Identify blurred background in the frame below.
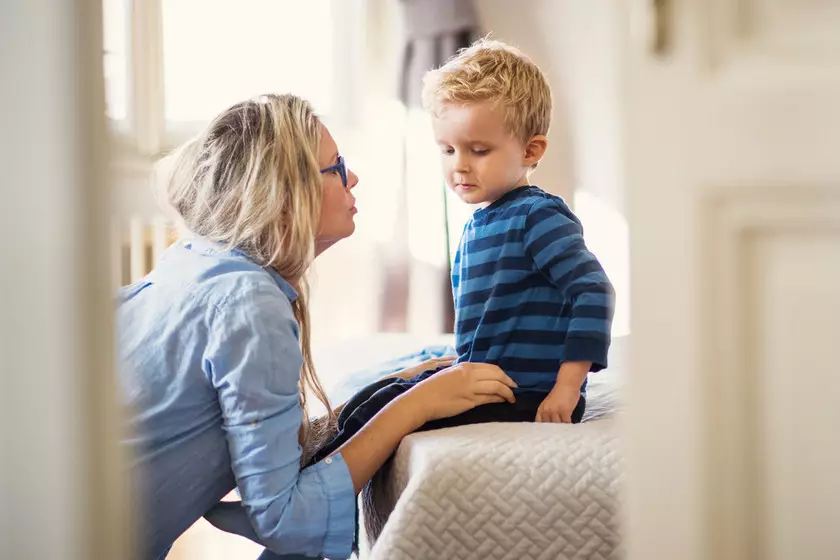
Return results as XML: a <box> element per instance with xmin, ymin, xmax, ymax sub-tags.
<box><xmin>3</xmin><ymin>0</ymin><xmax>838</xmax><ymax>559</ymax></box>
<box><xmin>103</xmin><ymin>0</ymin><xmax>630</xmax><ymax>349</ymax></box>
<box><xmin>104</xmin><ymin>3</ymin><xmax>628</xmax><ymax>552</ymax></box>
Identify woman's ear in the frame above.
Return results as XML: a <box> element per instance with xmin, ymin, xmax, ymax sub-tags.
<box><xmin>523</xmin><ymin>135</ymin><xmax>548</xmax><ymax>167</ymax></box>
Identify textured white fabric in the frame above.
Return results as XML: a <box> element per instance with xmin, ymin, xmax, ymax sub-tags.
<box><xmin>363</xmin><ymin>418</ymin><xmax>622</xmax><ymax>560</ymax></box>
<box><xmin>360</xmin><ymin>366</ymin><xmax>624</xmax><ymax>560</ymax></box>
<box><xmin>313</xmin><ymin>333</ymin><xmax>625</xmax><ymax>560</ymax></box>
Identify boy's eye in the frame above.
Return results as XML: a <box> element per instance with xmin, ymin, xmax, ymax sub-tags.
<box><xmin>442</xmin><ymin>147</ymin><xmax>455</xmax><ymax>155</ymax></box>
<box><xmin>472</xmin><ymin>148</ymin><xmax>489</xmax><ymax>155</ymax></box>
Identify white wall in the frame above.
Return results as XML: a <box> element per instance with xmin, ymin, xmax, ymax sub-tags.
<box><xmin>474</xmin><ymin>0</ymin><xmax>624</xmax><ymax>210</ymax></box>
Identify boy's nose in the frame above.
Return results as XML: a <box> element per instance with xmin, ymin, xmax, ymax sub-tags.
<box><xmin>454</xmin><ymin>153</ymin><xmax>470</xmax><ymax>173</ymax></box>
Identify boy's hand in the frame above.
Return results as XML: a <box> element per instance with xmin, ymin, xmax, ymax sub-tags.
<box><xmin>535</xmin><ymin>384</ymin><xmax>581</xmax><ymax>423</ymax></box>
<box><xmin>536</xmin><ymin>360</ymin><xmax>591</xmax><ymax>423</ymax></box>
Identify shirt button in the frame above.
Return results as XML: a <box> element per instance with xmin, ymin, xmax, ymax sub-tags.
<box><xmin>324</xmin><ymin>457</ymin><xmax>333</xmax><ymax>465</ymax></box>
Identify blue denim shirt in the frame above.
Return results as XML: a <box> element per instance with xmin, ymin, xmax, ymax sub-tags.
<box><xmin>116</xmin><ymin>237</ymin><xmax>355</xmax><ymax>559</ymax></box>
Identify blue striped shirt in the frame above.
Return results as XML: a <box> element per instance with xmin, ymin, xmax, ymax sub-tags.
<box><xmin>452</xmin><ymin>186</ymin><xmax>615</xmax><ymax>393</ymax></box>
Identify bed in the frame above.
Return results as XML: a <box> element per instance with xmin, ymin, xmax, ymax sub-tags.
<box><xmin>314</xmin><ymin>334</ymin><xmax>625</xmax><ymax>560</ymax></box>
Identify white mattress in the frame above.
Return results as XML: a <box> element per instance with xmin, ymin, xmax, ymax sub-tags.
<box><xmin>314</xmin><ymin>334</ymin><xmax>624</xmax><ymax>560</ymax></box>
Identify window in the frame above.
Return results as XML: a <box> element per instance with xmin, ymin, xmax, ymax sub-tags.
<box><xmin>104</xmin><ymin>0</ymin><xmax>338</xmax><ymax>160</ymax></box>
<box><xmin>162</xmin><ymin>0</ymin><xmax>334</xmax><ymax>126</ymax></box>
<box><xmin>103</xmin><ymin>0</ymin><xmax>128</xmax><ymax>122</ymax></box>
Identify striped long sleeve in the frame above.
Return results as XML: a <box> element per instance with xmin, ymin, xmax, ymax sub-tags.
<box><xmin>522</xmin><ymin>197</ymin><xmax>615</xmax><ymax>370</ymax></box>
<box><xmin>452</xmin><ymin>186</ymin><xmax>615</xmax><ymax>393</ymax></box>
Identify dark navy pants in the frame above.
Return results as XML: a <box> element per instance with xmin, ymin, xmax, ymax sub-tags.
<box><xmin>308</xmin><ymin>366</ymin><xmax>586</xmax><ymax>466</ymax></box>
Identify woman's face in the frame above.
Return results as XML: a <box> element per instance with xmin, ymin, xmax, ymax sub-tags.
<box><xmin>315</xmin><ymin>126</ymin><xmax>358</xmax><ymax>254</ymax></box>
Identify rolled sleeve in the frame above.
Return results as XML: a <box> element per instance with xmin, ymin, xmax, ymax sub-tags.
<box><xmin>311</xmin><ymin>453</ymin><xmax>356</xmax><ymax>558</ymax></box>
<box><xmin>204</xmin><ymin>282</ymin><xmax>356</xmax><ymax>558</ymax></box>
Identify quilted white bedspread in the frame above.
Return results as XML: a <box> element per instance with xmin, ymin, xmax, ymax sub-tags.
<box><xmin>314</xmin><ymin>333</ymin><xmax>625</xmax><ymax>560</ymax></box>
<box><xmin>359</xmin><ymin>368</ymin><xmax>624</xmax><ymax>560</ymax></box>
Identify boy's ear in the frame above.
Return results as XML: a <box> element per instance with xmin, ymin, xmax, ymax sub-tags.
<box><xmin>523</xmin><ymin>135</ymin><xmax>548</xmax><ymax>166</ymax></box>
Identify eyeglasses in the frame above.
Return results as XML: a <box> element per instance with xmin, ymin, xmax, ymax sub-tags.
<box><xmin>320</xmin><ymin>155</ymin><xmax>348</xmax><ymax>188</ymax></box>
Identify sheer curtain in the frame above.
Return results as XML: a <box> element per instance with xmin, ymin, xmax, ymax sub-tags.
<box><xmin>312</xmin><ymin>0</ymin><xmax>482</xmax><ymax>345</ymax></box>
<box><xmin>379</xmin><ymin>0</ymin><xmax>480</xmax><ymax>337</ymax></box>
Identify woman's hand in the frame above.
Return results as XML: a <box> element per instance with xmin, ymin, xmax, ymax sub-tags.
<box><xmin>337</xmin><ymin>362</ymin><xmax>516</xmax><ymax>493</ymax></box>
<box><xmin>406</xmin><ymin>362</ymin><xmax>518</xmax><ymax>423</ymax></box>
<box><xmin>381</xmin><ymin>356</ymin><xmax>457</xmax><ymax>381</ymax></box>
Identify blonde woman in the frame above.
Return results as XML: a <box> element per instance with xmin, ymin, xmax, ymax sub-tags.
<box><xmin>116</xmin><ymin>94</ymin><xmax>517</xmax><ymax>560</ymax></box>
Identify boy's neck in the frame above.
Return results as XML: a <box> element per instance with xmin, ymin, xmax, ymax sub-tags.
<box><xmin>479</xmin><ymin>179</ymin><xmax>533</xmax><ymax>208</ymax></box>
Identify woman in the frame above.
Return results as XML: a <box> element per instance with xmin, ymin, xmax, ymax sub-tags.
<box><xmin>116</xmin><ymin>94</ymin><xmax>517</xmax><ymax>560</ymax></box>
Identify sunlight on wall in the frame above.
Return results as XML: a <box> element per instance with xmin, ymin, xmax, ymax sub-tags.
<box><xmin>325</xmin><ymin>99</ymin><xmax>407</xmax><ymax>248</ymax></box>
<box><xmin>574</xmin><ymin>190</ymin><xmax>630</xmax><ymax>337</ymax></box>
<box><xmin>405</xmin><ymin>108</ymin><xmax>449</xmax><ymax>268</ymax></box>
<box><xmin>162</xmin><ymin>0</ymin><xmax>334</xmax><ymax>122</ymax></box>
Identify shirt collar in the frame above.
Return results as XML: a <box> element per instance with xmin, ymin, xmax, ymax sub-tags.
<box><xmin>471</xmin><ymin>185</ymin><xmax>537</xmax><ymax>224</ymax></box>
<box><xmin>262</xmin><ymin>267</ymin><xmax>299</xmax><ymax>302</ymax></box>
<box><xmin>180</xmin><ymin>236</ymin><xmax>300</xmax><ymax>302</ymax></box>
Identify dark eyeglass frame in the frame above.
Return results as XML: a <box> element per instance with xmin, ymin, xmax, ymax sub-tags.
<box><xmin>320</xmin><ymin>155</ymin><xmax>348</xmax><ymax>188</ymax></box>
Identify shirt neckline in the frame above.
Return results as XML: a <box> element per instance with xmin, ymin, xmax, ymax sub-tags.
<box><xmin>180</xmin><ymin>236</ymin><xmax>299</xmax><ymax>302</ymax></box>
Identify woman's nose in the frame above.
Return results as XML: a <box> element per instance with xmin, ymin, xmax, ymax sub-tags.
<box><xmin>347</xmin><ymin>169</ymin><xmax>359</xmax><ymax>190</ymax></box>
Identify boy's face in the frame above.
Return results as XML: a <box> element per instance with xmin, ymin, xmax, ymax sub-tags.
<box><xmin>431</xmin><ymin>101</ymin><xmax>539</xmax><ymax>206</ymax></box>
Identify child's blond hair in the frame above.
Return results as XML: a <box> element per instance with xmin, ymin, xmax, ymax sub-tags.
<box><xmin>422</xmin><ymin>38</ymin><xmax>552</xmax><ymax>144</ymax></box>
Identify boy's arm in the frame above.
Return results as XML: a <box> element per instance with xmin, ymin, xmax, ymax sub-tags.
<box><xmin>557</xmin><ymin>360</ymin><xmax>591</xmax><ymax>388</ymax></box>
<box><xmin>523</xmin><ymin>198</ymin><xmax>616</xmax><ymax>372</ymax></box>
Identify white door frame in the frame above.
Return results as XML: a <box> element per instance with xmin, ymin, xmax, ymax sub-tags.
<box><xmin>0</xmin><ymin>1</ymin><xmax>128</xmax><ymax>558</ymax></box>
<box><xmin>622</xmin><ymin>1</ymin><xmax>840</xmax><ymax>559</ymax></box>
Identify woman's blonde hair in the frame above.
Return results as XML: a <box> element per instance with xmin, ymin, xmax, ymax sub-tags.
<box><xmin>163</xmin><ymin>93</ymin><xmax>335</xmax><ymax>457</ymax></box>
<box><xmin>422</xmin><ymin>37</ymin><xmax>553</xmax><ymax>144</ymax></box>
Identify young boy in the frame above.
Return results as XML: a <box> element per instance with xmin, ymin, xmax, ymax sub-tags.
<box><xmin>422</xmin><ymin>39</ymin><xmax>615</xmax><ymax>424</ymax></box>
